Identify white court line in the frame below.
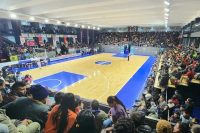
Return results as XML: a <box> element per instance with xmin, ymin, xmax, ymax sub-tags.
<box><xmin>35</xmin><ymin>79</ymin><xmax>62</xmax><ymax>89</ymax></box>
<box><xmin>98</xmin><ymin>70</ymin><xmax>110</xmax><ymax>100</ymax></box>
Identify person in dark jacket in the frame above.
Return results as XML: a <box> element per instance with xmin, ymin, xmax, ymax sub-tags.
<box><xmin>130</xmin><ymin>111</ymin><xmax>152</xmax><ymax>133</ymax></box>
<box><xmin>69</xmin><ymin>110</ymin><xmax>97</xmax><ymax>133</ymax></box>
<box><xmin>2</xmin><ymin>84</ymin><xmax>49</xmax><ymax>128</ymax></box>
<box><xmin>3</xmin><ymin>81</ymin><xmax>27</xmax><ymax>105</ymax></box>
<box><xmin>184</xmin><ymin>98</ymin><xmax>194</xmax><ymax>116</ymax></box>
<box><xmin>114</xmin><ymin>118</ymin><xmax>135</xmax><ymax>133</ymax></box>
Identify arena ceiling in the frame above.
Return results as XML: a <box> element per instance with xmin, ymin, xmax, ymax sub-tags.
<box><xmin>0</xmin><ymin>0</ymin><xmax>200</xmax><ymax>27</ymax></box>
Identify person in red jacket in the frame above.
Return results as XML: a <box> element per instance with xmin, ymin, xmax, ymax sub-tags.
<box><xmin>184</xmin><ymin>68</ymin><xmax>195</xmax><ymax>79</ymax></box>
<box><xmin>171</xmin><ymin>95</ymin><xmax>180</xmax><ymax>106</ymax></box>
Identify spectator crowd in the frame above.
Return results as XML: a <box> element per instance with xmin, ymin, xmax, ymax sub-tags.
<box><xmin>98</xmin><ymin>32</ymin><xmax>180</xmax><ymax>47</ymax></box>
<box><xmin>0</xmin><ymin>33</ymin><xmax>200</xmax><ymax>133</ymax></box>
<box><xmin>159</xmin><ymin>45</ymin><xmax>200</xmax><ymax>87</ymax></box>
<box><xmin>132</xmin><ymin>44</ymin><xmax>200</xmax><ymax>133</ymax></box>
<box><xmin>0</xmin><ymin>64</ymin><xmax>200</xmax><ymax>133</ymax></box>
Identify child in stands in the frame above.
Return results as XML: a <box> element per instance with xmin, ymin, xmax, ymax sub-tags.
<box><xmin>103</xmin><ymin>96</ymin><xmax>127</xmax><ymax>128</ymax></box>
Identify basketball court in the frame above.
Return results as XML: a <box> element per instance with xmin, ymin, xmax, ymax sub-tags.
<box><xmin>22</xmin><ymin>53</ymin><xmax>156</xmax><ymax>109</ymax></box>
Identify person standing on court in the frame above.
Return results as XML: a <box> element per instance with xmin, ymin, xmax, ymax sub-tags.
<box><xmin>127</xmin><ymin>53</ymin><xmax>130</xmax><ymax>61</ymax></box>
<box><xmin>127</xmin><ymin>49</ymin><xmax>130</xmax><ymax>61</ymax></box>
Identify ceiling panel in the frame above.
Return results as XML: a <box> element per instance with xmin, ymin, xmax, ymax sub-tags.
<box><xmin>0</xmin><ymin>0</ymin><xmax>199</xmax><ymax>27</ymax></box>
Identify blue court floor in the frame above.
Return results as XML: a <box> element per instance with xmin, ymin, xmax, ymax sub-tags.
<box><xmin>113</xmin><ymin>53</ymin><xmax>128</xmax><ymax>58</ymax></box>
<box><xmin>34</xmin><ymin>71</ymin><xmax>86</xmax><ymax>91</ymax></box>
<box><xmin>117</xmin><ymin>56</ymin><xmax>156</xmax><ymax>109</ymax></box>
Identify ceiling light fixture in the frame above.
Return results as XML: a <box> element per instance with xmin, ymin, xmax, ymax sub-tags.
<box><xmin>93</xmin><ymin>27</ymin><xmax>96</xmax><ymax>30</ymax></box>
<box><xmin>164</xmin><ymin>0</ymin><xmax>170</xmax><ymax>28</ymax></box>
<box><xmin>29</xmin><ymin>17</ymin><xmax>35</xmax><ymax>21</ymax></box>
<box><xmin>66</xmin><ymin>22</ymin><xmax>70</xmax><ymax>26</ymax></box>
<box><xmin>165</xmin><ymin>8</ymin><xmax>170</xmax><ymax>12</ymax></box>
<box><xmin>7</xmin><ymin>11</ymin><xmax>94</xmax><ymax>29</ymax></box>
<box><xmin>57</xmin><ymin>21</ymin><xmax>61</xmax><ymax>24</ymax></box>
<box><xmin>45</xmin><ymin>19</ymin><xmax>49</xmax><ymax>23</ymax></box>
<box><xmin>10</xmin><ymin>13</ymin><xmax>17</xmax><ymax>19</ymax></box>
<box><xmin>165</xmin><ymin>13</ymin><xmax>169</xmax><ymax>16</ymax></box>
<box><xmin>75</xmin><ymin>24</ymin><xmax>78</xmax><ymax>27</ymax></box>
<box><xmin>164</xmin><ymin>1</ymin><xmax>170</xmax><ymax>6</ymax></box>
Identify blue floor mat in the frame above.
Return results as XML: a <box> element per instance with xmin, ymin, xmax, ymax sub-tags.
<box><xmin>116</xmin><ymin>56</ymin><xmax>156</xmax><ymax>109</ymax></box>
<box><xmin>34</xmin><ymin>71</ymin><xmax>86</xmax><ymax>91</ymax></box>
<box><xmin>113</xmin><ymin>53</ymin><xmax>128</xmax><ymax>58</ymax></box>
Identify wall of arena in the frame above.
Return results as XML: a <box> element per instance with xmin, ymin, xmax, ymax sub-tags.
<box><xmin>101</xmin><ymin>45</ymin><xmax>160</xmax><ymax>55</ymax></box>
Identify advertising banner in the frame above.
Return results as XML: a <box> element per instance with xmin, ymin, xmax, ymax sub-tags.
<box><xmin>20</xmin><ymin>36</ymin><xmax>26</xmax><ymax>44</ymax></box>
<box><xmin>29</xmin><ymin>34</ymin><xmax>35</xmax><ymax>37</ymax></box>
<box><xmin>27</xmin><ymin>40</ymin><xmax>35</xmax><ymax>46</ymax></box>
<box><xmin>120</xmin><ymin>45</ymin><xmax>124</xmax><ymax>54</ymax></box>
<box><xmin>21</xmin><ymin>33</ymin><xmax>28</xmax><ymax>37</ymax></box>
<box><xmin>38</xmin><ymin>36</ymin><xmax>44</xmax><ymax>46</ymax></box>
<box><xmin>10</xmin><ymin>55</ymin><xmax>18</xmax><ymax>61</ymax></box>
<box><xmin>47</xmin><ymin>34</ymin><xmax>51</xmax><ymax>37</ymax></box>
<box><xmin>25</xmin><ymin>37</ymin><xmax>35</xmax><ymax>46</ymax></box>
<box><xmin>130</xmin><ymin>46</ymin><xmax>135</xmax><ymax>55</ymax></box>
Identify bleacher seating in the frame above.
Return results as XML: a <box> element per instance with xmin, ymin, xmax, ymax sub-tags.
<box><xmin>0</xmin><ymin>31</ymin><xmax>200</xmax><ymax>133</ymax></box>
